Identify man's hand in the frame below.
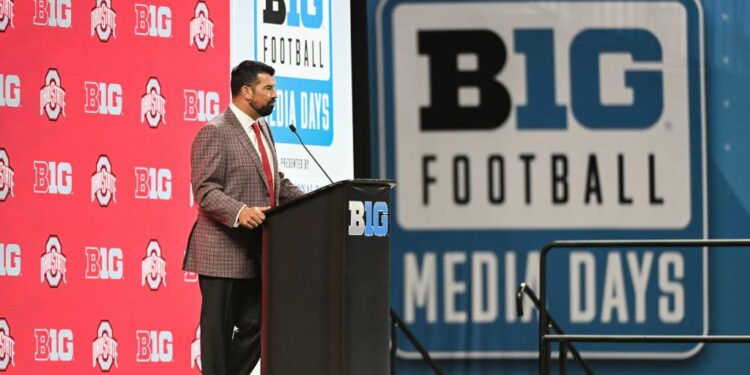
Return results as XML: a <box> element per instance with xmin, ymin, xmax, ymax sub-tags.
<box><xmin>238</xmin><ymin>206</ymin><xmax>271</xmax><ymax>229</ymax></box>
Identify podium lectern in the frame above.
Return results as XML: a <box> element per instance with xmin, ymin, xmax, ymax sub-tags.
<box><xmin>261</xmin><ymin>179</ymin><xmax>395</xmax><ymax>375</ymax></box>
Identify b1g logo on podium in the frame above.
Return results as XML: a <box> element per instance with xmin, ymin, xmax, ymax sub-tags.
<box><xmin>0</xmin><ymin>0</ymin><xmax>15</xmax><ymax>32</ymax></box>
<box><xmin>348</xmin><ymin>201</ymin><xmax>388</xmax><ymax>237</ymax></box>
<box><xmin>142</xmin><ymin>240</ymin><xmax>167</xmax><ymax>291</ymax></box>
<box><xmin>255</xmin><ymin>0</ymin><xmax>334</xmax><ymax>146</ymax></box>
<box><xmin>0</xmin><ymin>149</ymin><xmax>15</xmax><ymax>201</ymax></box>
<box><xmin>41</xmin><ymin>235</ymin><xmax>67</xmax><ymax>288</ymax></box>
<box><xmin>0</xmin><ymin>319</ymin><xmax>15</xmax><ymax>370</ymax></box>
<box><xmin>91</xmin><ymin>155</ymin><xmax>117</xmax><ymax>206</ymax></box>
<box><xmin>136</xmin><ymin>330</ymin><xmax>173</xmax><ymax>362</ymax></box>
<box><xmin>92</xmin><ymin>321</ymin><xmax>118</xmax><ymax>371</ymax></box>
<box><xmin>34</xmin><ymin>328</ymin><xmax>74</xmax><ymax>362</ymax></box>
<box><xmin>40</xmin><ymin>68</ymin><xmax>66</xmax><ymax>121</ymax></box>
<box><xmin>91</xmin><ymin>0</ymin><xmax>116</xmax><ymax>42</ymax></box>
<box><xmin>377</xmin><ymin>0</ymin><xmax>706</xmax><ymax>360</ymax></box>
<box><xmin>190</xmin><ymin>1</ymin><xmax>214</xmax><ymax>51</ymax></box>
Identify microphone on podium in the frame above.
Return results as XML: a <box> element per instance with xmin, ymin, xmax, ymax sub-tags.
<box><xmin>288</xmin><ymin>124</ymin><xmax>335</xmax><ymax>184</ymax></box>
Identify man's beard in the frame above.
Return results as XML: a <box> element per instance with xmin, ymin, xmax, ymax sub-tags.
<box><xmin>254</xmin><ymin>101</ymin><xmax>275</xmax><ymax>117</ymax></box>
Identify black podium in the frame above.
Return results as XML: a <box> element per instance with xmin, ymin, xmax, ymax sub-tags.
<box><xmin>261</xmin><ymin>179</ymin><xmax>395</xmax><ymax>375</ymax></box>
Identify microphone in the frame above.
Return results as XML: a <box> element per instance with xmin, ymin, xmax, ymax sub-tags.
<box><xmin>289</xmin><ymin>124</ymin><xmax>334</xmax><ymax>184</ymax></box>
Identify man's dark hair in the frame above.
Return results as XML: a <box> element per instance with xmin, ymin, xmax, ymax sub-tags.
<box><xmin>231</xmin><ymin>60</ymin><xmax>275</xmax><ymax>97</ymax></box>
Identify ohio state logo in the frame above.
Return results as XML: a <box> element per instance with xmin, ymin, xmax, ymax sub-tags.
<box><xmin>189</xmin><ymin>1</ymin><xmax>213</xmax><ymax>51</ymax></box>
<box><xmin>41</xmin><ymin>235</ymin><xmax>67</xmax><ymax>288</ymax></box>
<box><xmin>0</xmin><ymin>149</ymin><xmax>15</xmax><ymax>201</ymax></box>
<box><xmin>91</xmin><ymin>0</ymin><xmax>117</xmax><ymax>42</ymax></box>
<box><xmin>0</xmin><ymin>318</ymin><xmax>15</xmax><ymax>370</ymax></box>
<box><xmin>91</xmin><ymin>155</ymin><xmax>117</xmax><ymax>207</ymax></box>
<box><xmin>142</xmin><ymin>239</ymin><xmax>166</xmax><ymax>291</ymax></box>
<box><xmin>40</xmin><ymin>68</ymin><xmax>66</xmax><ymax>121</ymax></box>
<box><xmin>92</xmin><ymin>321</ymin><xmax>118</xmax><ymax>371</ymax></box>
<box><xmin>190</xmin><ymin>325</ymin><xmax>201</xmax><ymax>371</ymax></box>
<box><xmin>140</xmin><ymin>77</ymin><xmax>166</xmax><ymax>128</ymax></box>
<box><xmin>0</xmin><ymin>0</ymin><xmax>14</xmax><ymax>32</ymax></box>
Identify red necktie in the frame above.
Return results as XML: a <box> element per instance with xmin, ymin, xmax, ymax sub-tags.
<box><xmin>252</xmin><ymin>122</ymin><xmax>275</xmax><ymax>207</ymax></box>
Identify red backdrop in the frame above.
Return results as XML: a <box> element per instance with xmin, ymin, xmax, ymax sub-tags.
<box><xmin>0</xmin><ymin>0</ymin><xmax>228</xmax><ymax>372</ymax></box>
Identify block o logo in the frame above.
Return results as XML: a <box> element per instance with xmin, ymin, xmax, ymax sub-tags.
<box><xmin>0</xmin><ymin>149</ymin><xmax>15</xmax><ymax>201</ymax></box>
<box><xmin>0</xmin><ymin>0</ymin><xmax>15</xmax><ymax>32</ymax></box>
<box><xmin>190</xmin><ymin>325</ymin><xmax>201</xmax><ymax>371</ymax></box>
<box><xmin>142</xmin><ymin>239</ymin><xmax>167</xmax><ymax>291</ymax></box>
<box><xmin>91</xmin><ymin>155</ymin><xmax>117</xmax><ymax>207</ymax></box>
<box><xmin>40</xmin><ymin>68</ymin><xmax>66</xmax><ymax>121</ymax></box>
<box><xmin>92</xmin><ymin>320</ymin><xmax>119</xmax><ymax>371</ymax></box>
<box><xmin>91</xmin><ymin>0</ymin><xmax>117</xmax><ymax>42</ymax></box>
<box><xmin>141</xmin><ymin>77</ymin><xmax>166</xmax><ymax>128</ymax></box>
<box><xmin>190</xmin><ymin>1</ymin><xmax>214</xmax><ymax>51</ymax></box>
<box><xmin>41</xmin><ymin>235</ymin><xmax>67</xmax><ymax>288</ymax></box>
<box><xmin>0</xmin><ymin>318</ymin><xmax>16</xmax><ymax>370</ymax></box>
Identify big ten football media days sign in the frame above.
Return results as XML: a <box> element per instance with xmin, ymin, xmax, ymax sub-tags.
<box><xmin>376</xmin><ymin>0</ymin><xmax>706</xmax><ymax>359</ymax></box>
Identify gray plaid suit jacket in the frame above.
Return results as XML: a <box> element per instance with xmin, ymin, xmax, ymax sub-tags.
<box><xmin>183</xmin><ymin>108</ymin><xmax>304</xmax><ymax>279</ymax></box>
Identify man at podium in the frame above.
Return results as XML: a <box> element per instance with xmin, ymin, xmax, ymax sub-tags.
<box><xmin>183</xmin><ymin>60</ymin><xmax>304</xmax><ymax>374</ymax></box>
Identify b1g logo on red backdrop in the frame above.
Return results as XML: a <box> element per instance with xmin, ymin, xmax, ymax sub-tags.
<box><xmin>0</xmin><ymin>243</ymin><xmax>21</xmax><ymax>277</ymax></box>
<box><xmin>0</xmin><ymin>148</ymin><xmax>15</xmax><ymax>201</ymax></box>
<box><xmin>136</xmin><ymin>330</ymin><xmax>173</xmax><ymax>362</ymax></box>
<box><xmin>184</xmin><ymin>89</ymin><xmax>219</xmax><ymax>122</ymax></box>
<box><xmin>34</xmin><ymin>328</ymin><xmax>74</xmax><ymax>362</ymax></box>
<box><xmin>142</xmin><ymin>239</ymin><xmax>166</xmax><ymax>291</ymax></box>
<box><xmin>91</xmin><ymin>155</ymin><xmax>117</xmax><ymax>206</ymax></box>
<box><xmin>0</xmin><ymin>318</ymin><xmax>16</xmax><ymax>370</ymax></box>
<box><xmin>92</xmin><ymin>321</ymin><xmax>118</xmax><ymax>371</ymax></box>
<box><xmin>0</xmin><ymin>74</ymin><xmax>20</xmax><ymax>107</ymax></box>
<box><xmin>34</xmin><ymin>160</ymin><xmax>73</xmax><ymax>195</ymax></box>
<box><xmin>190</xmin><ymin>1</ymin><xmax>214</xmax><ymax>51</ymax></box>
<box><xmin>141</xmin><ymin>77</ymin><xmax>166</xmax><ymax>128</ymax></box>
<box><xmin>84</xmin><ymin>81</ymin><xmax>123</xmax><ymax>115</ymax></box>
<box><xmin>184</xmin><ymin>270</ymin><xmax>198</xmax><ymax>282</ymax></box>
<box><xmin>40</xmin><ymin>68</ymin><xmax>66</xmax><ymax>121</ymax></box>
<box><xmin>33</xmin><ymin>0</ymin><xmax>71</xmax><ymax>28</ymax></box>
<box><xmin>85</xmin><ymin>246</ymin><xmax>124</xmax><ymax>280</ymax></box>
<box><xmin>91</xmin><ymin>0</ymin><xmax>116</xmax><ymax>42</ymax></box>
<box><xmin>134</xmin><ymin>3</ymin><xmax>171</xmax><ymax>38</ymax></box>
<box><xmin>184</xmin><ymin>249</ymin><xmax>198</xmax><ymax>282</ymax></box>
<box><xmin>134</xmin><ymin>167</ymin><xmax>172</xmax><ymax>200</ymax></box>
<box><xmin>0</xmin><ymin>0</ymin><xmax>15</xmax><ymax>32</ymax></box>
<box><xmin>41</xmin><ymin>235</ymin><xmax>67</xmax><ymax>288</ymax></box>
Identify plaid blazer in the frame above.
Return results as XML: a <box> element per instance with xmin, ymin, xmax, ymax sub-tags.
<box><xmin>183</xmin><ymin>108</ymin><xmax>304</xmax><ymax>279</ymax></box>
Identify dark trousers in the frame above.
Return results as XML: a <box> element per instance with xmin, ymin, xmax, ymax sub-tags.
<box><xmin>199</xmin><ymin>275</ymin><xmax>261</xmax><ymax>375</ymax></box>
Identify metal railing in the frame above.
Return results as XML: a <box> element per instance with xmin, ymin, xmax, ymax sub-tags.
<box><xmin>538</xmin><ymin>239</ymin><xmax>750</xmax><ymax>375</ymax></box>
<box><xmin>390</xmin><ymin>308</ymin><xmax>446</xmax><ymax>375</ymax></box>
<box><xmin>517</xmin><ymin>283</ymin><xmax>594</xmax><ymax>375</ymax></box>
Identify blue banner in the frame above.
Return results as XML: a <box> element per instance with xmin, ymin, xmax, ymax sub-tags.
<box><xmin>369</xmin><ymin>0</ymin><xmax>750</xmax><ymax>373</ymax></box>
